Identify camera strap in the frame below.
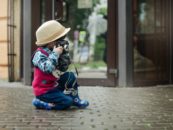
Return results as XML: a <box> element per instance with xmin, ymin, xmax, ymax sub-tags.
<box><xmin>72</xmin><ymin>63</ymin><xmax>78</xmax><ymax>76</ymax></box>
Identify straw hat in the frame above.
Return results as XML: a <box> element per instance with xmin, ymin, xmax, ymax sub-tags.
<box><xmin>35</xmin><ymin>20</ymin><xmax>71</xmax><ymax>46</ymax></box>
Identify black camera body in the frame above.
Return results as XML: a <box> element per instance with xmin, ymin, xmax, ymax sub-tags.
<box><xmin>55</xmin><ymin>39</ymin><xmax>69</xmax><ymax>53</ymax></box>
<box><xmin>55</xmin><ymin>40</ymin><xmax>71</xmax><ymax>72</ymax></box>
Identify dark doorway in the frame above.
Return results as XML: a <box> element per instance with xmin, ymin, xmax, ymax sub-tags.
<box><xmin>132</xmin><ymin>0</ymin><xmax>172</xmax><ymax>86</ymax></box>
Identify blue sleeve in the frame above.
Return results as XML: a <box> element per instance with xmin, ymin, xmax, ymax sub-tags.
<box><xmin>32</xmin><ymin>51</ymin><xmax>59</xmax><ymax>73</ymax></box>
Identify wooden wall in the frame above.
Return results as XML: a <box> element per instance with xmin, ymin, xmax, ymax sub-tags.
<box><xmin>0</xmin><ymin>0</ymin><xmax>8</xmax><ymax>79</ymax></box>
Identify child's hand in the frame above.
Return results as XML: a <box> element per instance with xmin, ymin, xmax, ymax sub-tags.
<box><xmin>54</xmin><ymin>46</ymin><xmax>63</xmax><ymax>55</ymax></box>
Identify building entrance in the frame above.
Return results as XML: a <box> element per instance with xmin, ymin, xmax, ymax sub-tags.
<box><xmin>58</xmin><ymin>0</ymin><xmax>116</xmax><ymax>86</ymax></box>
<box><xmin>31</xmin><ymin>0</ymin><xmax>117</xmax><ymax>87</ymax></box>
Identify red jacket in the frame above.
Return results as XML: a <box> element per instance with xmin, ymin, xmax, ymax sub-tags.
<box><xmin>32</xmin><ymin>48</ymin><xmax>58</xmax><ymax>96</ymax></box>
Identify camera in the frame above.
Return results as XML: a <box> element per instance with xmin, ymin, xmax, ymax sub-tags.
<box><xmin>55</xmin><ymin>39</ymin><xmax>71</xmax><ymax>72</ymax></box>
<box><xmin>55</xmin><ymin>39</ymin><xmax>69</xmax><ymax>53</ymax></box>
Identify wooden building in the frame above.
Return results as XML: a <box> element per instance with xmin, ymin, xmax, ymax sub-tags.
<box><xmin>1</xmin><ymin>0</ymin><xmax>173</xmax><ymax>87</ymax></box>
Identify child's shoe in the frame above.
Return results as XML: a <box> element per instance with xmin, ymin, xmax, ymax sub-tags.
<box><xmin>32</xmin><ymin>98</ymin><xmax>53</xmax><ymax>110</ymax></box>
<box><xmin>73</xmin><ymin>96</ymin><xmax>89</xmax><ymax>108</ymax></box>
<box><xmin>64</xmin><ymin>89</ymin><xmax>89</xmax><ymax>109</ymax></box>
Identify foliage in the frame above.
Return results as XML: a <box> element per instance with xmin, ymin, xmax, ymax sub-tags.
<box><xmin>63</xmin><ymin>0</ymin><xmax>102</xmax><ymax>40</ymax></box>
<box><xmin>98</xmin><ymin>7</ymin><xmax>107</xmax><ymax>16</ymax></box>
<box><xmin>86</xmin><ymin>61</ymin><xmax>106</xmax><ymax>68</ymax></box>
<box><xmin>69</xmin><ymin>61</ymin><xmax>106</xmax><ymax>69</ymax></box>
<box><xmin>94</xmin><ymin>36</ymin><xmax>105</xmax><ymax>61</ymax></box>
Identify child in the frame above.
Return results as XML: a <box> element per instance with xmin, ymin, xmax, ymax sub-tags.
<box><xmin>32</xmin><ymin>20</ymin><xmax>89</xmax><ymax>110</ymax></box>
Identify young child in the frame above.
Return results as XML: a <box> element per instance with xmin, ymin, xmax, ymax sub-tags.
<box><xmin>32</xmin><ymin>20</ymin><xmax>89</xmax><ymax>110</ymax></box>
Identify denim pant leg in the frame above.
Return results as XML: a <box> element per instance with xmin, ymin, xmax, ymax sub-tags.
<box><xmin>36</xmin><ymin>88</ymin><xmax>73</xmax><ymax>110</ymax></box>
<box><xmin>58</xmin><ymin>72</ymin><xmax>79</xmax><ymax>91</ymax></box>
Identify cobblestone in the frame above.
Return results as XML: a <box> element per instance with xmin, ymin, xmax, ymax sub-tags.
<box><xmin>0</xmin><ymin>83</ymin><xmax>173</xmax><ymax>130</ymax></box>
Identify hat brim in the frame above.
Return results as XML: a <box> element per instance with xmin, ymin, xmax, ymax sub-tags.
<box><xmin>36</xmin><ymin>28</ymin><xmax>71</xmax><ymax>46</ymax></box>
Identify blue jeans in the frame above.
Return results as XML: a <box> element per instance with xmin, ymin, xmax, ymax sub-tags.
<box><xmin>36</xmin><ymin>72</ymin><xmax>78</xmax><ymax>110</ymax></box>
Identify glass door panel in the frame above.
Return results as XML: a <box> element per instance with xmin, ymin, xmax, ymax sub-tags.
<box><xmin>58</xmin><ymin>0</ymin><xmax>108</xmax><ymax>79</ymax></box>
<box><xmin>133</xmin><ymin>0</ymin><xmax>171</xmax><ymax>84</ymax></box>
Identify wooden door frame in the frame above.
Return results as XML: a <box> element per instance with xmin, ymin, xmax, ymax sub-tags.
<box><xmin>166</xmin><ymin>0</ymin><xmax>173</xmax><ymax>84</ymax></box>
<box><xmin>23</xmin><ymin>0</ymin><xmax>118</xmax><ymax>87</ymax></box>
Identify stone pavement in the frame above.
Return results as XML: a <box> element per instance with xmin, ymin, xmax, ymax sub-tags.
<box><xmin>0</xmin><ymin>82</ymin><xmax>173</xmax><ymax>130</ymax></box>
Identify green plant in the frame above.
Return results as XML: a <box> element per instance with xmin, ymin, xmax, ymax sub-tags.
<box><xmin>94</xmin><ymin>37</ymin><xmax>105</xmax><ymax>61</ymax></box>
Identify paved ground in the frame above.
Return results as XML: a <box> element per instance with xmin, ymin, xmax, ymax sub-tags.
<box><xmin>0</xmin><ymin>82</ymin><xmax>173</xmax><ymax>130</ymax></box>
